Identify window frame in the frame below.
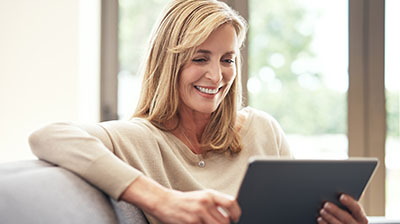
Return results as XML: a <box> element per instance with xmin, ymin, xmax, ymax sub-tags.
<box><xmin>100</xmin><ymin>0</ymin><xmax>119</xmax><ymax>121</ymax></box>
<box><xmin>348</xmin><ymin>0</ymin><xmax>385</xmax><ymax>215</ymax></box>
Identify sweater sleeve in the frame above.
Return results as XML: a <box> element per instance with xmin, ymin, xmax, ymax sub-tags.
<box><xmin>29</xmin><ymin>122</ymin><xmax>142</xmax><ymax>200</ymax></box>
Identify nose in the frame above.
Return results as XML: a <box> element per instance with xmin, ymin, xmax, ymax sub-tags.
<box><xmin>204</xmin><ymin>60</ymin><xmax>222</xmax><ymax>84</ymax></box>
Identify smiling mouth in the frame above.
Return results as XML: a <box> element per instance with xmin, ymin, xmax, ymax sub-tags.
<box><xmin>195</xmin><ymin>86</ymin><xmax>222</xmax><ymax>94</ymax></box>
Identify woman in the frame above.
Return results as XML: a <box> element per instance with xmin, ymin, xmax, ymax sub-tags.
<box><xmin>29</xmin><ymin>0</ymin><xmax>368</xmax><ymax>223</ymax></box>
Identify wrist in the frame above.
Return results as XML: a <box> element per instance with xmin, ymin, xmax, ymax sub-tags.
<box><xmin>121</xmin><ymin>175</ymin><xmax>170</xmax><ymax>213</ymax></box>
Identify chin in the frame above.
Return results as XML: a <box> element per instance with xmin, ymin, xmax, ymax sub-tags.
<box><xmin>193</xmin><ymin>103</ymin><xmax>219</xmax><ymax>114</ymax></box>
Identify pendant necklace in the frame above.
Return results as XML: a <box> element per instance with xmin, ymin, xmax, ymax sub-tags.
<box><xmin>181</xmin><ymin>129</ymin><xmax>206</xmax><ymax>168</ymax></box>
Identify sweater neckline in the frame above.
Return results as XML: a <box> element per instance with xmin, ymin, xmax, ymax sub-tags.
<box><xmin>163</xmin><ymin>107</ymin><xmax>254</xmax><ymax>159</ymax></box>
<box><xmin>136</xmin><ymin>107</ymin><xmax>255</xmax><ymax>166</ymax></box>
<box><xmin>164</xmin><ymin>131</ymin><xmax>206</xmax><ymax>163</ymax></box>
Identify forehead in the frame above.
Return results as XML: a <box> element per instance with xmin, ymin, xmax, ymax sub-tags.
<box><xmin>195</xmin><ymin>23</ymin><xmax>238</xmax><ymax>54</ymax></box>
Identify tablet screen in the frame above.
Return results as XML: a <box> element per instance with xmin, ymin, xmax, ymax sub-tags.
<box><xmin>236</xmin><ymin>158</ymin><xmax>378</xmax><ymax>223</ymax></box>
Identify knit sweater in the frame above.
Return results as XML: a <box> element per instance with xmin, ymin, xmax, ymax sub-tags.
<box><xmin>29</xmin><ymin>107</ymin><xmax>292</xmax><ymax>223</ymax></box>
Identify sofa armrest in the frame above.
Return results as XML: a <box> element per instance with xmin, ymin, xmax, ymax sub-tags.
<box><xmin>111</xmin><ymin>199</ymin><xmax>149</xmax><ymax>224</ymax></box>
<box><xmin>0</xmin><ymin>160</ymin><xmax>148</xmax><ymax>224</ymax></box>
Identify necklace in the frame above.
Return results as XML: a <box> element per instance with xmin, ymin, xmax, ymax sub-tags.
<box><xmin>181</xmin><ymin>128</ymin><xmax>206</xmax><ymax>168</ymax></box>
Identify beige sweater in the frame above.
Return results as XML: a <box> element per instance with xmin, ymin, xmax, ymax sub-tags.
<box><xmin>29</xmin><ymin>107</ymin><xmax>291</xmax><ymax>223</ymax></box>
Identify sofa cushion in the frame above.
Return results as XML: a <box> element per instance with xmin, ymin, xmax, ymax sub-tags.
<box><xmin>0</xmin><ymin>160</ymin><xmax>118</xmax><ymax>224</ymax></box>
<box><xmin>111</xmin><ymin>199</ymin><xmax>149</xmax><ymax>224</ymax></box>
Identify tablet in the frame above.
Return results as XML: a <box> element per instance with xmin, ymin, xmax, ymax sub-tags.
<box><xmin>236</xmin><ymin>157</ymin><xmax>378</xmax><ymax>223</ymax></box>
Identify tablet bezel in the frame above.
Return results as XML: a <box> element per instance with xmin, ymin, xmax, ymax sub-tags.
<box><xmin>236</xmin><ymin>157</ymin><xmax>378</xmax><ymax>223</ymax></box>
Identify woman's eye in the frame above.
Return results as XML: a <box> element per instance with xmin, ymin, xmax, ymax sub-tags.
<box><xmin>223</xmin><ymin>59</ymin><xmax>235</xmax><ymax>64</ymax></box>
<box><xmin>192</xmin><ymin>58</ymin><xmax>207</xmax><ymax>63</ymax></box>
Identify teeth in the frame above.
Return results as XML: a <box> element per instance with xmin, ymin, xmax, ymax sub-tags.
<box><xmin>195</xmin><ymin>86</ymin><xmax>219</xmax><ymax>94</ymax></box>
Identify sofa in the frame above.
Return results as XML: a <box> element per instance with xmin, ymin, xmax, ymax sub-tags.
<box><xmin>1</xmin><ymin>159</ymin><xmax>399</xmax><ymax>224</ymax></box>
<box><xmin>0</xmin><ymin>160</ymin><xmax>148</xmax><ymax>224</ymax></box>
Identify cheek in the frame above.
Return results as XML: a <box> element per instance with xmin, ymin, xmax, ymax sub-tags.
<box><xmin>221</xmin><ymin>68</ymin><xmax>236</xmax><ymax>97</ymax></box>
<box><xmin>224</xmin><ymin>67</ymin><xmax>237</xmax><ymax>84</ymax></box>
<box><xmin>178</xmin><ymin>68</ymin><xmax>196</xmax><ymax>98</ymax></box>
<box><xmin>178</xmin><ymin>77</ymin><xmax>190</xmax><ymax>101</ymax></box>
<box><xmin>180</xmin><ymin>66</ymin><xmax>203</xmax><ymax>85</ymax></box>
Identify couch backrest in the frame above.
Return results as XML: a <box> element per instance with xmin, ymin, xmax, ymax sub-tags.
<box><xmin>0</xmin><ymin>160</ymin><xmax>147</xmax><ymax>224</ymax></box>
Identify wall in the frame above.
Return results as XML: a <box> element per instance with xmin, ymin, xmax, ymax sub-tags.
<box><xmin>0</xmin><ymin>0</ymin><xmax>81</xmax><ymax>162</ymax></box>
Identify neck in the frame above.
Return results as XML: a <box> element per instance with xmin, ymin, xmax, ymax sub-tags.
<box><xmin>167</xmin><ymin>107</ymin><xmax>212</xmax><ymax>154</ymax></box>
<box><xmin>180</xmin><ymin>110</ymin><xmax>210</xmax><ymax>139</ymax></box>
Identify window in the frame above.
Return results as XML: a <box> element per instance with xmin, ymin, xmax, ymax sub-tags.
<box><xmin>118</xmin><ymin>0</ymin><xmax>169</xmax><ymax>119</ymax></box>
<box><xmin>248</xmin><ymin>0</ymin><xmax>348</xmax><ymax>159</ymax></box>
<box><xmin>385</xmin><ymin>0</ymin><xmax>400</xmax><ymax>218</ymax></box>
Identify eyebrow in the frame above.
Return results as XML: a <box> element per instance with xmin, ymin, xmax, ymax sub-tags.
<box><xmin>196</xmin><ymin>49</ymin><xmax>236</xmax><ymax>55</ymax></box>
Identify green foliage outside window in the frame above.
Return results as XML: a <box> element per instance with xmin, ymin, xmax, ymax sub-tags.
<box><xmin>387</xmin><ymin>91</ymin><xmax>400</xmax><ymax>137</ymax></box>
<box><xmin>119</xmin><ymin>0</ymin><xmax>168</xmax><ymax>77</ymax></box>
<box><xmin>248</xmin><ymin>0</ymin><xmax>346</xmax><ymax>135</ymax></box>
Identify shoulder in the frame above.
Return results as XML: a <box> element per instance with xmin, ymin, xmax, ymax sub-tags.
<box><xmin>97</xmin><ymin>118</ymin><xmax>162</xmax><ymax>143</ymax></box>
<box><xmin>239</xmin><ymin>107</ymin><xmax>282</xmax><ymax>133</ymax></box>
<box><xmin>99</xmin><ymin>117</ymin><xmax>152</xmax><ymax>131</ymax></box>
<box><xmin>239</xmin><ymin>107</ymin><xmax>292</xmax><ymax>157</ymax></box>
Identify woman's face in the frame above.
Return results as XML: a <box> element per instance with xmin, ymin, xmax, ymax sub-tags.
<box><xmin>178</xmin><ymin>23</ymin><xmax>238</xmax><ymax>115</ymax></box>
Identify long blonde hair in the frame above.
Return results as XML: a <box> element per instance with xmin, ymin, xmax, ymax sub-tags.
<box><xmin>134</xmin><ymin>0</ymin><xmax>247</xmax><ymax>153</ymax></box>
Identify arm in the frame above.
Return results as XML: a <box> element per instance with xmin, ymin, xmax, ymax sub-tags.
<box><xmin>121</xmin><ymin>175</ymin><xmax>241</xmax><ymax>224</ymax></box>
<box><xmin>30</xmin><ymin>122</ymin><xmax>241</xmax><ymax>224</ymax></box>
<box><xmin>29</xmin><ymin>122</ymin><xmax>141</xmax><ymax>199</ymax></box>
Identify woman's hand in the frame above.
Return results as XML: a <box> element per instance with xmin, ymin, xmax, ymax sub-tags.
<box><xmin>121</xmin><ymin>175</ymin><xmax>241</xmax><ymax>224</ymax></box>
<box><xmin>154</xmin><ymin>189</ymin><xmax>241</xmax><ymax>224</ymax></box>
<box><xmin>317</xmin><ymin>194</ymin><xmax>368</xmax><ymax>224</ymax></box>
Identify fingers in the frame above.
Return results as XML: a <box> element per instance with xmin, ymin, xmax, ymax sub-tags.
<box><xmin>319</xmin><ymin>202</ymin><xmax>356</xmax><ymax>224</ymax></box>
<box><xmin>188</xmin><ymin>190</ymin><xmax>239</xmax><ymax>224</ymax></box>
<box><xmin>339</xmin><ymin>195</ymin><xmax>368</xmax><ymax>224</ymax></box>
<box><xmin>318</xmin><ymin>195</ymin><xmax>368</xmax><ymax>224</ymax></box>
<box><xmin>207</xmin><ymin>190</ymin><xmax>241</xmax><ymax>222</ymax></box>
<box><xmin>185</xmin><ymin>191</ymin><xmax>227</xmax><ymax>224</ymax></box>
<box><xmin>201</xmin><ymin>206</ymin><xmax>228</xmax><ymax>224</ymax></box>
<box><xmin>206</xmin><ymin>206</ymin><xmax>229</xmax><ymax>224</ymax></box>
<box><xmin>319</xmin><ymin>203</ymin><xmax>349</xmax><ymax>224</ymax></box>
<box><xmin>317</xmin><ymin>216</ymin><xmax>329</xmax><ymax>224</ymax></box>
<box><xmin>158</xmin><ymin>189</ymin><xmax>241</xmax><ymax>224</ymax></box>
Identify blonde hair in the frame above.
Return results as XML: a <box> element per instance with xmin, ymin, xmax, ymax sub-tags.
<box><xmin>134</xmin><ymin>0</ymin><xmax>247</xmax><ymax>153</ymax></box>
